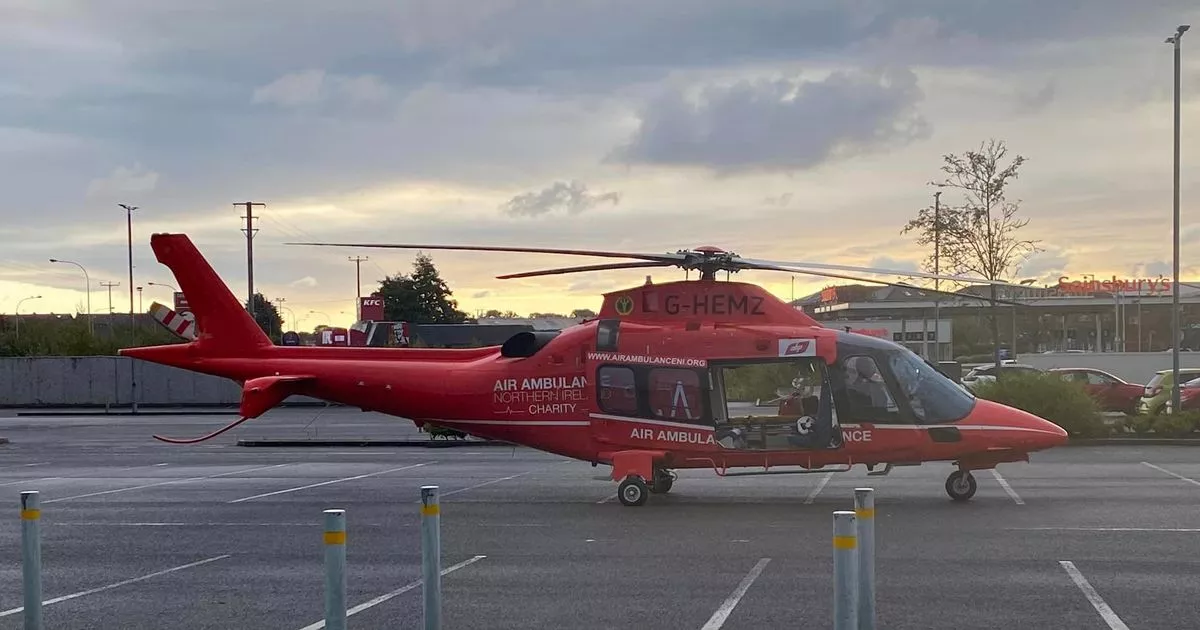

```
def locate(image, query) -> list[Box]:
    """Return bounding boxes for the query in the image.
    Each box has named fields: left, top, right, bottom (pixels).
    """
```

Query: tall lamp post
left=147, top=281, right=177, bottom=292
left=48, top=258, right=92, bottom=335
left=14, top=295, right=42, bottom=339
left=1167, top=24, right=1189, bottom=413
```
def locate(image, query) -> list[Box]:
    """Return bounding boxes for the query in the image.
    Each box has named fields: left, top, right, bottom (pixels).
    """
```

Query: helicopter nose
left=973, top=399, right=1069, bottom=451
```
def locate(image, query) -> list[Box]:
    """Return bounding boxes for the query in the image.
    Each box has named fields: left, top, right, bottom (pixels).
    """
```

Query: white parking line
left=1142, top=461, right=1200, bottom=487
left=990, top=469, right=1025, bottom=505
left=54, top=521, right=317, bottom=527
left=229, top=463, right=430, bottom=503
left=296, top=555, right=486, bottom=630
left=804, top=473, right=833, bottom=504
left=700, top=558, right=771, bottom=630
left=1012, top=527, right=1200, bottom=533
left=0, top=555, right=230, bottom=618
left=0, top=476, right=61, bottom=488
left=45, top=463, right=292, bottom=504
left=1059, top=561, right=1129, bottom=630
left=0, top=462, right=48, bottom=470
left=442, top=472, right=532, bottom=498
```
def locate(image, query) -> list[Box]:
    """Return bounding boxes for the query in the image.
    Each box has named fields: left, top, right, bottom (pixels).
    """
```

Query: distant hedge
left=973, top=371, right=1198, bottom=438
left=972, top=371, right=1106, bottom=437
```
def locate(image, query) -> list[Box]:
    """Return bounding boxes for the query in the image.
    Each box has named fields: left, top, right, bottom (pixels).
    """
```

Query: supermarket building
left=790, top=275, right=1200, bottom=360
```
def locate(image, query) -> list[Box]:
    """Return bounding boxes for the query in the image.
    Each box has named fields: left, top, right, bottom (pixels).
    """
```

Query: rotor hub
left=674, top=247, right=740, bottom=280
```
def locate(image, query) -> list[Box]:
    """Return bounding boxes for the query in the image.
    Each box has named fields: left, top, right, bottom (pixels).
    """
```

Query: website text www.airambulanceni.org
left=585, top=352, right=708, bottom=367
left=493, top=376, right=588, bottom=415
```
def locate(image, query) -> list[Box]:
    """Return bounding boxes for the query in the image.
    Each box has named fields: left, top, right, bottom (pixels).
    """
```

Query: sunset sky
left=3, top=1, right=1199, bottom=331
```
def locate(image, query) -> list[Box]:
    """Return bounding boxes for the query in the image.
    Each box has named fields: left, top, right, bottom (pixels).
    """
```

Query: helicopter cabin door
left=710, top=357, right=842, bottom=452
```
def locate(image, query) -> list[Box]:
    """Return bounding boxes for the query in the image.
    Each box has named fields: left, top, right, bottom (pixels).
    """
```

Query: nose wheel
left=945, top=470, right=977, bottom=501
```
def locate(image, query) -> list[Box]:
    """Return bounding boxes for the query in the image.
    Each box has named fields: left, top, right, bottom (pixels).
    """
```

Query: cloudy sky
left=3, top=1, right=1199, bottom=329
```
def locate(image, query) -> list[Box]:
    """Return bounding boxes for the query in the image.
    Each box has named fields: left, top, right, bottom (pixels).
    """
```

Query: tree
left=901, top=139, right=1042, bottom=366
left=482, top=309, right=522, bottom=319
left=246, top=293, right=285, bottom=340
left=570, top=308, right=596, bottom=319
left=377, top=253, right=469, bottom=323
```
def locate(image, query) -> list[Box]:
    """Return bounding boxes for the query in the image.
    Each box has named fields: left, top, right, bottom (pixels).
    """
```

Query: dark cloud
left=500, top=181, right=621, bottom=217
left=609, top=67, right=931, bottom=173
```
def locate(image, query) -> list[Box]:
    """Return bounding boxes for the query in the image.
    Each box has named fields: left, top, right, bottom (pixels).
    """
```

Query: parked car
left=1162, top=377, right=1200, bottom=413
left=961, top=362, right=1041, bottom=391
left=1137, top=368, right=1200, bottom=415
left=1049, top=367, right=1144, bottom=414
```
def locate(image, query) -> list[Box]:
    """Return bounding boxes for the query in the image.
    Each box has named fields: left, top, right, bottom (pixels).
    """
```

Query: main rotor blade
left=741, top=261, right=1029, bottom=307
left=286, top=242, right=685, bottom=264
left=497, top=261, right=672, bottom=279
left=738, top=256, right=1028, bottom=289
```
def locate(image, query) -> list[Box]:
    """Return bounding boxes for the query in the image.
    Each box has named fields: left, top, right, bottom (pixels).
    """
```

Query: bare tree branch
left=900, top=139, right=1043, bottom=364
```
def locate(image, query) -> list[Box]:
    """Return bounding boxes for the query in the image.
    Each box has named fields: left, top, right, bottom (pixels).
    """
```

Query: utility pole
left=100, top=281, right=120, bottom=314
left=118, top=203, right=139, bottom=415
left=932, top=190, right=942, bottom=361
left=118, top=204, right=137, bottom=335
left=236, top=202, right=266, bottom=317
left=1167, top=24, right=1189, bottom=413
left=274, top=297, right=287, bottom=341
left=349, top=256, right=368, bottom=319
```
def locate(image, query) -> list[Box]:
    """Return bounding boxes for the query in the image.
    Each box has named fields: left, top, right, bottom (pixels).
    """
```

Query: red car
left=1051, top=368, right=1144, bottom=414
left=1165, top=377, right=1200, bottom=413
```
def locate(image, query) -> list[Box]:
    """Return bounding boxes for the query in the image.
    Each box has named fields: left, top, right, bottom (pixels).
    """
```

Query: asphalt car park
left=0, top=407, right=1197, bottom=629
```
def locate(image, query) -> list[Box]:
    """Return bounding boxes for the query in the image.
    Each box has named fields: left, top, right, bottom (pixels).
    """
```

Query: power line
left=235, top=202, right=266, bottom=317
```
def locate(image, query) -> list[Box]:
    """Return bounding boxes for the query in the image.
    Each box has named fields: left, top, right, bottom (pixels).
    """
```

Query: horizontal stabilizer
left=241, top=375, right=317, bottom=419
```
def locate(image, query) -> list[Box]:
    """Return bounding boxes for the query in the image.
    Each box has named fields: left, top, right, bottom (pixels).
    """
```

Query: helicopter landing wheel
left=617, top=475, right=649, bottom=506
left=650, top=468, right=675, bottom=494
left=945, top=470, right=977, bottom=501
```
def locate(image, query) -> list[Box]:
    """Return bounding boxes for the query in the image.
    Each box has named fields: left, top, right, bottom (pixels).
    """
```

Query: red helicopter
left=120, top=234, right=1069, bottom=507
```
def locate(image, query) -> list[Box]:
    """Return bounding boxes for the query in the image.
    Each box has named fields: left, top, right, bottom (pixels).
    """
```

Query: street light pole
left=14, top=295, right=42, bottom=339
left=48, top=258, right=92, bottom=335
left=1167, top=24, right=1189, bottom=413
left=147, top=281, right=177, bottom=292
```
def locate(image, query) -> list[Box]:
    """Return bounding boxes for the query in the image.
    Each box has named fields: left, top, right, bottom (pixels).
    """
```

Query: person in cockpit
left=845, top=356, right=890, bottom=410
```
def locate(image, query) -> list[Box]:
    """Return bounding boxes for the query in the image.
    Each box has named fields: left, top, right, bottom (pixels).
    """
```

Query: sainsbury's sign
left=1057, top=276, right=1171, bottom=295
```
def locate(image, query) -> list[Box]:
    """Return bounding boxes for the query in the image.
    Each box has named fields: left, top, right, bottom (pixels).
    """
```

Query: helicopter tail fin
left=127, top=233, right=273, bottom=356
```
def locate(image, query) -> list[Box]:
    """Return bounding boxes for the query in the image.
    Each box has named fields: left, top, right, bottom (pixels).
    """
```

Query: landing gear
left=945, top=469, right=977, bottom=501
left=650, top=468, right=676, bottom=494
left=618, top=475, right=649, bottom=506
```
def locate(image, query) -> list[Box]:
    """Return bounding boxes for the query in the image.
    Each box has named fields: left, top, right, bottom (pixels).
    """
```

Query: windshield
left=833, top=331, right=976, bottom=425
left=885, top=347, right=977, bottom=424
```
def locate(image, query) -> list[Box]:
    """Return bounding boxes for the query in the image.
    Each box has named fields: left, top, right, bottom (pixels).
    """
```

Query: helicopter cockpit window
left=884, top=347, right=976, bottom=425
left=839, top=355, right=901, bottom=423
left=597, top=366, right=637, bottom=415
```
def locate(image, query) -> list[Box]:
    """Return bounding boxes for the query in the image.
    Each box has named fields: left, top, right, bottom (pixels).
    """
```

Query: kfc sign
left=359, top=296, right=385, bottom=321
left=778, top=338, right=817, bottom=357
